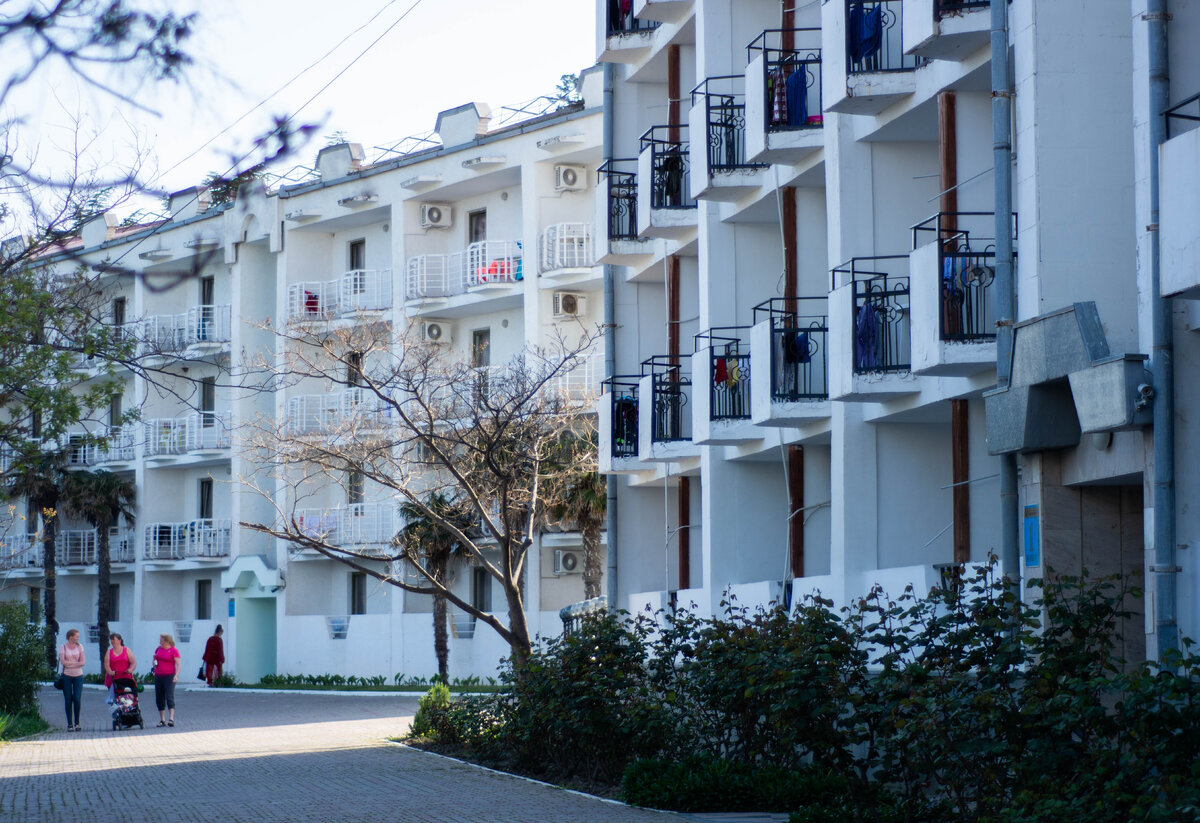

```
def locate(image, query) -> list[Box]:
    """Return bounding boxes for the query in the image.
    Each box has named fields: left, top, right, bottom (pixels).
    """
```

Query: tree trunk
left=431, top=554, right=449, bottom=682
left=41, top=504, right=59, bottom=671
left=582, top=519, right=603, bottom=601
left=96, top=512, right=112, bottom=664
left=502, top=544, right=532, bottom=667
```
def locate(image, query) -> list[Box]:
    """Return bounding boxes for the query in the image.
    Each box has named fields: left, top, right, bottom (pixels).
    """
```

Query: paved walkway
left=1, top=686, right=727, bottom=823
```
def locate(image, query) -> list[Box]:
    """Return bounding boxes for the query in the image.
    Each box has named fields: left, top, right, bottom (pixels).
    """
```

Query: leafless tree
left=239, top=318, right=602, bottom=663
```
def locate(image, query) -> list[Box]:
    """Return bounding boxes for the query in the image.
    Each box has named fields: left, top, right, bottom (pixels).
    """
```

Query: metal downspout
left=603, top=61, right=620, bottom=611
left=991, top=0, right=1019, bottom=591
left=1147, top=0, right=1178, bottom=660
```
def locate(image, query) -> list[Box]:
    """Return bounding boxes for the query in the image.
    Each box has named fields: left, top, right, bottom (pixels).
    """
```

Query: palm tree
left=398, top=493, right=475, bottom=682
left=4, top=450, right=66, bottom=669
left=549, top=469, right=607, bottom=600
left=62, top=469, right=135, bottom=663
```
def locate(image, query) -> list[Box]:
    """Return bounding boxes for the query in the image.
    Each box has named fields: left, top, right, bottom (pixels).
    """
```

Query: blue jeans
left=62, top=675, right=83, bottom=726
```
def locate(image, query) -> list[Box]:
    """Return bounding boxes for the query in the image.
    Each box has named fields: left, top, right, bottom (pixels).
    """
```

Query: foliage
left=0, top=711, right=50, bottom=741
left=411, top=683, right=452, bottom=737
left=623, top=757, right=848, bottom=814
left=0, top=603, right=48, bottom=715
left=212, top=673, right=238, bottom=688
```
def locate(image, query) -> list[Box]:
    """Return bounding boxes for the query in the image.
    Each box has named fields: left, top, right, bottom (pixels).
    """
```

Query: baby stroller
left=111, top=676, right=144, bottom=730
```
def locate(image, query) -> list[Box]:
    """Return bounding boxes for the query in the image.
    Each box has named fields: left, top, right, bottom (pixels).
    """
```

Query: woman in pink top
left=103, top=633, right=137, bottom=704
left=58, top=629, right=86, bottom=732
left=152, top=633, right=182, bottom=727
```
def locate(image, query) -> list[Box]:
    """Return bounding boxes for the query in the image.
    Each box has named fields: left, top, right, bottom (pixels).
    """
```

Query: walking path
left=1, top=687, right=783, bottom=823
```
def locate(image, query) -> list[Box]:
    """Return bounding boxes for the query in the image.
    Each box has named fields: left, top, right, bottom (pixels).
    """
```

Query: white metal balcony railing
left=139, top=305, right=231, bottom=353
left=144, top=412, right=231, bottom=457
left=287, top=269, right=393, bottom=321
left=0, top=534, right=39, bottom=569
left=406, top=255, right=454, bottom=300
left=66, top=426, right=138, bottom=467
left=539, top=223, right=593, bottom=272
left=466, top=240, right=523, bottom=288
left=285, top=388, right=393, bottom=435
left=143, top=519, right=231, bottom=561
left=294, top=502, right=401, bottom=555
left=551, top=351, right=605, bottom=404
left=56, top=528, right=133, bottom=565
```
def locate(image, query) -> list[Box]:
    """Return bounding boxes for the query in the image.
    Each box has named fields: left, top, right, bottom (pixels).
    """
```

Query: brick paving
left=1, top=686, right=698, bottom=823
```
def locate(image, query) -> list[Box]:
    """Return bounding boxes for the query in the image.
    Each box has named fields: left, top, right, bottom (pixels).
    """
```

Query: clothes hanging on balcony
left=661, top=147, right=685, bottom=205
left=849, top=4, right=884, bottom=68
left=785, top=69, right=808, bottom=128
left=725, top=357, right=741, bottom=387
left=855, top=301, right=881, bottom=370
left=713, top=357, right=727, bottom=384
left=770, top=69, right=788, bottom=125
left=304, top=290, right=320, bottom=314
left=942, top=253, right=966, bottom=337
left=782, top=330, right=811, bottom=365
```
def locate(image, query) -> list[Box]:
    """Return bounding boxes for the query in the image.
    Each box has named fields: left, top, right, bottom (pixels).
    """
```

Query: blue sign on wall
left=1024, top=505, right=1040, bottom=567
left=228, top=598, right=236, bottom=618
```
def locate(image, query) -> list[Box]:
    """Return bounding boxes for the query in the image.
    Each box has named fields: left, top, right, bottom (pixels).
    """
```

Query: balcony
left=1161, top=93, right=1200, bottom=299
left=826, top=0, right=920, bottom=115
left=66, top=426, right=137, bottom=469
left=909, top=212, right=1012, bottom=376
left=638, top=356, right=698, bottom=462
left=56, top=528, right=135, bottom=566
left=292, top=502, right=400, bottom=559
left=829, top=255, right=919, bottom=400
left=144, top=412, right=231, bottom=462
left=688, top=77, right=769, bottom=202
left=143, top=519, right=231, bottom=563
left=286, top=388, right=394, bottom=436
left=633, top=0, right=691, bottom=24
left=404, top=240, right=524, bottom=317
left=538, top=223, right=597, bottom=286
left=595, top=159, right=655, bottom=266
left=549, top=351, right=605, bottom=408
left=905, top=0, right=991, bottom=61
left=286, top=269, right=393, bottom=323
left=139, top=305, right=231, bottom=356
left=637, top=125, right=697, bottom=239
left=598, top=376, right=643, bottom=474
left=599, top=2, right=660, bottom=64
left=745, top=29, right=825, bottom=165
left=692, top=328, right=759, bottom=445
left=750, top=297, right=831, bottom=427
left=0, top=534, right=39, bottom=570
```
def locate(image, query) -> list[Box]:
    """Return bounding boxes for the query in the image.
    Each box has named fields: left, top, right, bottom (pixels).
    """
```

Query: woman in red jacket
left=202, top=625, right=225, bottom=686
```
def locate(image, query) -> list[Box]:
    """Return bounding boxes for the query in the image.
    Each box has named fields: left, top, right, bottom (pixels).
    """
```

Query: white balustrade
left=143, top=519, right=231, bottom=560
left=406, top=255, right=454, bottom=299
left=293, top=502, right=400, bottom=556
left=339, top=268, right=392, bottom=312
left=466, top=240, right=523, bottom=287
left=539, top=223, right=593, bottom=272
left=144, top=412, right=230, bottom=456
left=0, top=534, right=40, bottom=569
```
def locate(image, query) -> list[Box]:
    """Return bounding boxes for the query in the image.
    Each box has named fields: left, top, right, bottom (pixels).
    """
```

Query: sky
left=10, top=0, right=596, bottom=217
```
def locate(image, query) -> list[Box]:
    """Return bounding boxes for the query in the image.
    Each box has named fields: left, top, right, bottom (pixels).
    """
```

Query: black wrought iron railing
left=639, top=125, right=694, bottom=209
left=1166, top=92, right=1200, bottom=139
left=845, top=0, right=921, bottom=74
left=690, top=77, right=768, bottom=172
left=602, top=376, right=640, bottom=458
left=832, top=256, right=911, bottom=374
left=752, top=297, right=829, bottom=401
left=606, top=2, right=659, bottom=36
left=934, top=0, right=989, bottom=20
left=911, top=212, right=1015, bottom=343
left=747, top=29, right=824, bottom=133
left=641, top=356, right=691, bottom=442
left=694, top=328, right=752, bottom=420
left=598, top=159, right=640, bottom=240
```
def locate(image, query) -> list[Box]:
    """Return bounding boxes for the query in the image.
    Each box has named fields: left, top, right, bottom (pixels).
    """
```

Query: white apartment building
left=1, top=82, right=609, bottom=681
left=595, top=0, right=1200, bottom=664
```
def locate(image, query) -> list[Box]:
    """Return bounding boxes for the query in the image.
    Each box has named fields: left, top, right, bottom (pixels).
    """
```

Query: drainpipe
left=1146, top=0, right=1178, bottom=660
left=990, top=0, right=1019, bottom=590
left=603, top=61, right=621, bottom=612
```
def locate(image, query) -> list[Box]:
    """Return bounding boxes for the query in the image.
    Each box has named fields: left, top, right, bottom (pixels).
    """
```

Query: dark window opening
left=350, top=572, right=367, bottom=615
left=199, top=479, right=214, bottom=520
left=196, top=579, right=212, bottom=620
left=468, top=210, right=487, bottom=244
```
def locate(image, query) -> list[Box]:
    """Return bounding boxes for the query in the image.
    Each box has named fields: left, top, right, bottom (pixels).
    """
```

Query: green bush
left=0, top=602, right=47, bottom=714
left=0, top=710, right=50, bottom=740
left=623, top=756, right=849, bottom=813
left=411, top=682, right=452, bottom=737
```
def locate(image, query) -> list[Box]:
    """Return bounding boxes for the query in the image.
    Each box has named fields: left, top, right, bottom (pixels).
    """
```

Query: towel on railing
left=855, top=301, right=881, bottom=370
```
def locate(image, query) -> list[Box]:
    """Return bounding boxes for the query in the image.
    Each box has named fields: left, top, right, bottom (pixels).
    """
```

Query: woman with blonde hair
left=58, top=629, right=86, bottom=731
left=151, top=633, right=182, bottom=727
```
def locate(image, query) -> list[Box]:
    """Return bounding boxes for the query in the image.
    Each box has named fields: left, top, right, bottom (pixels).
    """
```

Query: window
left=350, top=572, right=367, bottom=615
left=200, top=377, right=216, bottom=415
left=200, top=275, right=215, bottom=306
left=346, top=351, right=364, bottom=386
left=468, top=209, right=487, bottom=244
left=109, top=393, right=123, bottom=428
left=109, top=584, right=120, bottom=621
left=470, top=567, right=491, bottom=613
left=112, top=297, right=127, bottom=334
left=196, top=580, right=212, bottom=620
left=349, top=239, right=366, bottom=271
left=470, top=329, right=491, bottom=368
left=199, top=479, right=214, bottom=520
left=347, top=471, right=364, bottom=506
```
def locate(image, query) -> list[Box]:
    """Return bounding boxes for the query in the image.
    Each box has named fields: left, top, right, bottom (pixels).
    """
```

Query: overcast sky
left=13, top=0, right=595, bottom=214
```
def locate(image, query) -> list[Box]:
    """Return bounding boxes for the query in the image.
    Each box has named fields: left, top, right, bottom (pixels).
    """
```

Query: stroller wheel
left=138, top=721, right=144, bottom=729
left=112, top=720, right=118, bottom=731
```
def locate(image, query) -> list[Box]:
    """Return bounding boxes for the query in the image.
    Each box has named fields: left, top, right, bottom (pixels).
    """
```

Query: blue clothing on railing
left=849, top=3, right=884, bottom=66
left=855, top=301, right=881, bottom=370
left=785, top=69, right=808, bottom=128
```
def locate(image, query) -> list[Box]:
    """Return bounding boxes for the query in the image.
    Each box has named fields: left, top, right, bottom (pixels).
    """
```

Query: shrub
left=0, top=710, right=50, bottom=740
left=623, top=756, right=850, bottom=813
left=0, top=602, right=47, bottom=714
left=411, top=682, right=452, bottom=737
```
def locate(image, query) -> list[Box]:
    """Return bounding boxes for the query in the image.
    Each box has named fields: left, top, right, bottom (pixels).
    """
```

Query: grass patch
left=0, top=712, right=49, bottom=741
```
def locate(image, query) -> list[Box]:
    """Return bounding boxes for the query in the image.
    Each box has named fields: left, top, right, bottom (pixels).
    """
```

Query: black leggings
left=154, top=675, right=176, bottom=711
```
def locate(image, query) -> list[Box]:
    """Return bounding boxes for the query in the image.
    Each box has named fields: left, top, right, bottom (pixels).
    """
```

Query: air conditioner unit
left=421, top=321, right=451, bottom=344
left=553, top=549, right=582, bottom=575
left=420, top=203, right=452, bottom=229
left=553, top=291, right=588, bottom=318
left=554, top=165, right=586, bottom=192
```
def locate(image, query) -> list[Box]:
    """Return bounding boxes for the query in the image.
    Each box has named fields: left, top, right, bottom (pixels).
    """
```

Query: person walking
left=152, top=633, right=181, bottom=727
left=201, top=625, right=224, bottom=686
left=103, top=633, right=137, bottom=704
left=58, top=629, right=86, bottom=732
